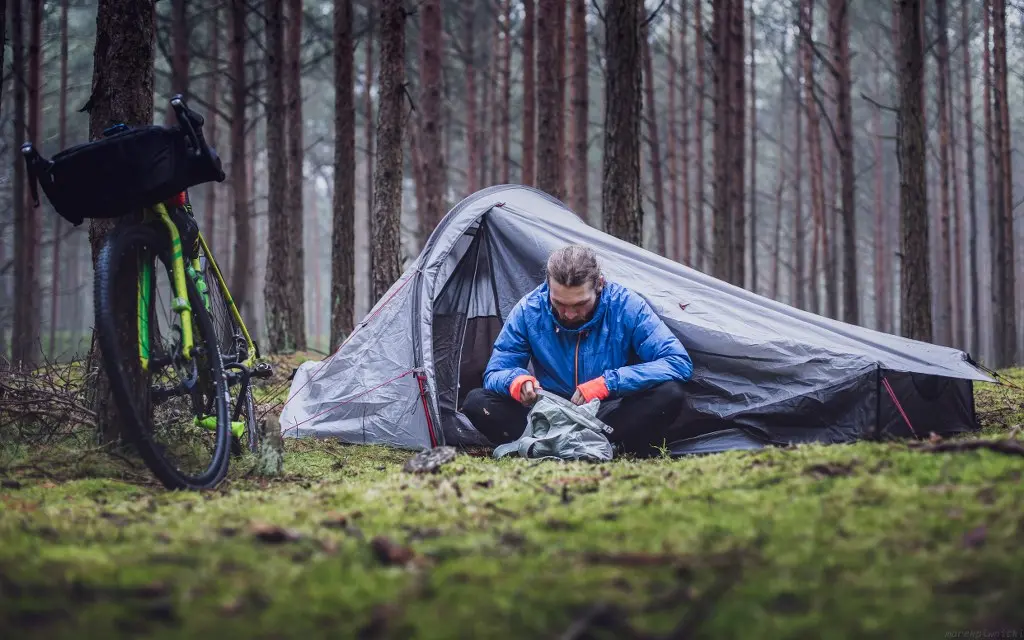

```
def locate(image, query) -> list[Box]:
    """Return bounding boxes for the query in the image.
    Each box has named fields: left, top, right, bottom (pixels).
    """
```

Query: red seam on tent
left=416, top=372, right=439, bottom=448
left=282, top=273, right=419, bottom=410
left=285, top=369, right=416, bottom=431
left=881, top=376, right=917, bottom=438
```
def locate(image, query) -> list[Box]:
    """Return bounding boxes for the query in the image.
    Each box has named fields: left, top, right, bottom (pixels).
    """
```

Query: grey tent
left=279, top=185, right=992, bottom=454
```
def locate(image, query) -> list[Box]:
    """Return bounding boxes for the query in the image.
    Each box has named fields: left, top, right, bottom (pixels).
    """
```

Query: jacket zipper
left=574, top=333, right=582, bottom=387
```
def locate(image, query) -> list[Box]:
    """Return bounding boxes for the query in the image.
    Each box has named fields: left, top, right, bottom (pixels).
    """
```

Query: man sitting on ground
left=461, top=244, right=693, bottom=456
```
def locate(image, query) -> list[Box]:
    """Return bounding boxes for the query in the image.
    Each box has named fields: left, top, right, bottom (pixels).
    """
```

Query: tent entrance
left=431, top=220, right=505, bottom=446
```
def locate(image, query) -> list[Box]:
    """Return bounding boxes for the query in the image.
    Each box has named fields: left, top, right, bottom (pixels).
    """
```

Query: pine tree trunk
left=169, top=0, right=188, bottom=122
left=264, top=0, right=297, bottom=352
left=898, top=0, right=931, bottom=342
left=488, top=15, right=501, bottom=187
left=463, top=0, right=478, bottom=193
left=831, top=0, right=856, bottom=324
left=992, top=0, right=1016, bottom=366
left=693, top=0, right=706, bottom=270
left=25, top=0, right=41, bottom=363
left=947, top=10, right=964, bottom=350
left=872, top=56, right=887, bottom=332
left=522, top=0, right=536, bottom=186
left=501, top=0, right=512, bottom=184
left=791, top=0, right=805, bottom=310
left=204, top=7, right=220, bottom=259
left=10, top=0, right=24, bottom=365
left=372, top=0, right=405, bottom=301
left=802, top=0, right=824, bottom=314
left=418, top=0, right=446, bottom=239
left=601, top=0, right=642, bottom=245
left=229, top=0, right=252, bottom=328
left=286, top=0, right=307, bottom=350
left=364, top=0, right=375, bottom=315
left=555, top=0, right=567, bottom=198
left=961, top=0, right=979, bottom=356
left=49, top=0, right=71, bottom=358
left=331, top=0, right=355, bottom=347
left=728, top=0, right=745, bottom=287
left=933, top=0, right=952, bottom=346
left=679, top=0, right=692, bottom=264
left=748, top=3, right=756, bottom=293
left=536, top=0, right=562, bottom=199
left=569, top=0, right=587, bottom=219
left=983, top=0, right=995, bottom=360
left=666, top=0, right=678, bottom=259
left=772, top=60, right=786, bottom=301
left=641, top=23, right=666, bottom=257
left=712, top=0, right=731, bottom=281
left=86, top=0, right=156, bottom=443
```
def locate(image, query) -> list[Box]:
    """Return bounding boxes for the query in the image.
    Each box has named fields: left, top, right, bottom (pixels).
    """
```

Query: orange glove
left=509, top=375, right=539, bottom=403
left=575, top=377, right=609, bottom=403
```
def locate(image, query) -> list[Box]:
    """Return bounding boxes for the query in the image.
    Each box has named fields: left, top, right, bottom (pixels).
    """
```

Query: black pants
left=461, top=381, right=687, bottom=457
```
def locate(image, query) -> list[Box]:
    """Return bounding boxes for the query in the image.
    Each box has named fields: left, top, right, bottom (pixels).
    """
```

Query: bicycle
left=21, top=94, right=273, bottom=490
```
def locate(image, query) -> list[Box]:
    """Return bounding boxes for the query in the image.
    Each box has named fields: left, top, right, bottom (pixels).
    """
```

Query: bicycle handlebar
left=169, top=94, right=224, bottom=180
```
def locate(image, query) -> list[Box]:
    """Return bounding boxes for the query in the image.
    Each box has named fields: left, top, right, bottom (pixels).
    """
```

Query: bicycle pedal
left=252, top=362, right=274, bottom=379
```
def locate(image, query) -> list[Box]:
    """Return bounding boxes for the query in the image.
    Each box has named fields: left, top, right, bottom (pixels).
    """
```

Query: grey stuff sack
left=492, top=390, right=615, bottom=462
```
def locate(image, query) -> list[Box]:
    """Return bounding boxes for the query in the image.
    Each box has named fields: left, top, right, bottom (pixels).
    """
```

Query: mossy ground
left=1, top=359, right=1023, bottom=639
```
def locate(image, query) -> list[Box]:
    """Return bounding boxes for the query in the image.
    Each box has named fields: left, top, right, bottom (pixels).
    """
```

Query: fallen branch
left=909, top=439, right=1024, bottom=456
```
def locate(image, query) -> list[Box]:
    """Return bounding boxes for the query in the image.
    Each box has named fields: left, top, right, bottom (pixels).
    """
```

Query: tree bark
left=463, top=0, right=478, bottom=193
left=555, top=0, right=567, bottom=198
left=536, top=0, right=562, bottom=199
left=641, top=22, right=666, bottom=257
left=24, top=0, right=42, bottom=363
left=991, top=0, right=1016, bottom=366
left=286, top=0, right=307, bottom=350
left=331, top=0, right=355, bottom=347
left=728, top=0, right=745, bottom=287
left=522, top=0, right=536, bottom=186
left=86, top=0, right=156, bottom=442
left=666, top=0, right=678, bottom=259
left=372, top=0, right=405, bottom=301
left=601, top=0, right=642, bottom=245
left=679, top=0, right=692, bottom=264
left=364, top=0, right=375, bottom=315
left=229, top=0, right=252, bottom=329
left=748, top=3, right=756, bottom=292
left=801, top=0, right=824, bottom=313
left=932, top=0, right=952, bottom=346
left=830, top=0, right=857, bottom=324
left=872, top=55, right=887, bottom=332
left=49, top=0, right=71, bottom=358
left=10, top=0, right=27, bottom=366
left=712, top=0, right=730, bottom=281
left=501, top=0, right=512, bottom=184
left=569, top=0, right=587, bottom=218
left=417, top=0, right=446, bottom=240
left=791, top=0, right=805, bottom=310
left=771, top=42, right=787, bottom=301
left=983, top=0, right=995, bottom=359
left=947, top=3, right=964, bottom=350
left=961, top=0, right=979, bottom=356
left=694, top=0, right=706, bottom=269
left=264, top=0, right=298, bottom=352
left=204, top=6, right=220, bottom=259
left=897, top=0, right=931, bottom=341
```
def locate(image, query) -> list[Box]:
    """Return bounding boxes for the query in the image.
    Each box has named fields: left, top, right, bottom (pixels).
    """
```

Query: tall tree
left=372, top=0, right=405, bottom=300
left=934, top=0, right=953, bottom=345
left=286, top=0, right=307, bottom=350
left=86, top=0, right=156, bottom=442
left=666, top=0, right=679, bottom=259
left=727, top=0, right=745, bottom=286
left=991, top=0, right=1016, bottom=365
left=169, top=0, right=188, bottom=120
left=791, top=1, right=805, bottom=310
left=554, top=0, right=567, bottom=198
left=229, top=0, right=252, bottom=327
left=983, top=0, right=995, bottom=358
left=264, top=0, right=298, bottom=352
left=641, top=21, right=666, bottom=256
left=20, top=0, right=42, bottom=364
left=364, top=0, right=375, bottom=263
left=693, top=0, right=706, bottom=269
left=331, top=0, right=355, bottom=346
left=801, top=0, right=825, bottom=313
left=568, top=0, right=587, bottom=218
left=897, top=0, right=931, bottom=341
left=601, top=0, right=642, bottom=244
left=204, top=6, right=220, bottom=258
left=831, top=0, right=857, bottom=324
left=960, top=0, right=979, bottom=355
left=748, top=3, right=757, bottom=292
left=49, top=0, right=71, bottom=358
left=536, top=0, right=562, bottom=199
left=872, top=55, right=888, bottom=332
left=501, top=0, right=512, bottom=183
left=679, top=0, right=692, bottom=264
left=10, top=0, right=26, bottom=365
left=463, top=0, right=479, bottom=193
left=522, top=0, right=536, bottom=186
left=418, top=0, right=446, bottom=239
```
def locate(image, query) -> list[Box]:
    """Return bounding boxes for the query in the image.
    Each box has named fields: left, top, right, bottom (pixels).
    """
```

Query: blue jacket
left=483, top=282, right=694, bottom=399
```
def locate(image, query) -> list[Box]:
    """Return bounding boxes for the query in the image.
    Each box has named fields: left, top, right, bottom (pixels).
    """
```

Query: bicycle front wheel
left=94, top=224, right=231, bottom=490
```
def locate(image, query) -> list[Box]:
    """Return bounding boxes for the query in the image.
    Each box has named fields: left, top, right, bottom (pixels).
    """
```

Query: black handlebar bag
left=24, top=124, right=225, bottom=226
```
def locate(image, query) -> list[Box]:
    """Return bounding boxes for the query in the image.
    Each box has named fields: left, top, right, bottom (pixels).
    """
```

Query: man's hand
left=570, top=388, right=585, bottom=405
left=520, top=380, right=540, bottom=407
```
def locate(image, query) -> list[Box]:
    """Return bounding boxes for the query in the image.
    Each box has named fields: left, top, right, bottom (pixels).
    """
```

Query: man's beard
left=556, top=310, right=592, bottom=329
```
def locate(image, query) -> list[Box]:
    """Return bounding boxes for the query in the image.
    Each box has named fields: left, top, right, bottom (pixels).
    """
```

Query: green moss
left=1, top=372, right=1023, bottom=638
